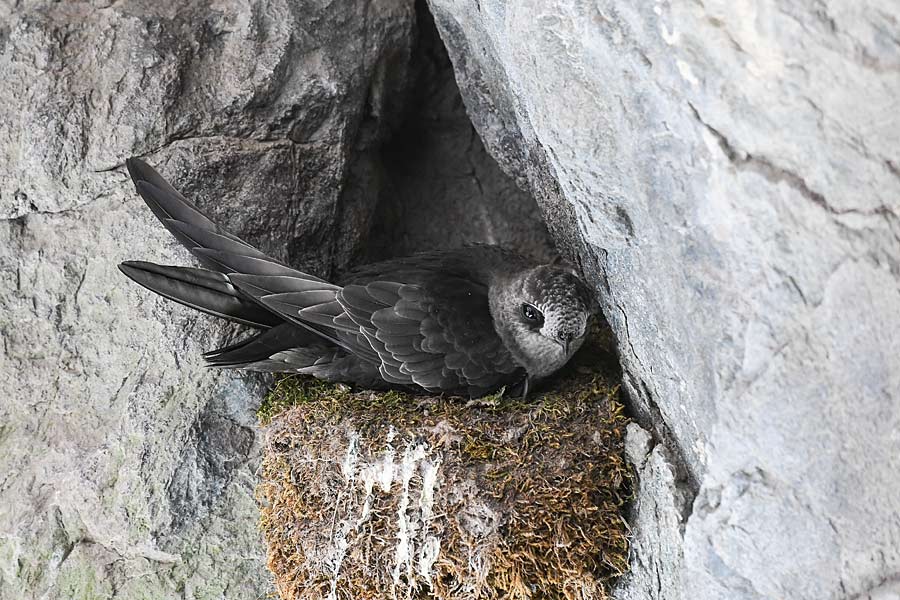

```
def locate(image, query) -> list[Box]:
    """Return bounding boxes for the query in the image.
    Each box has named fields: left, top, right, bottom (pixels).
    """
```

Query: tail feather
left=193, top=248, right=328, bottom=282
left=133, top=179, right=239, bottom=247
left=121, top=158, right=378, bottom=369
left=204, top=326, right=385, bottom=385
left=163, top=219, right=270, bottom=262
left=118, top=261, right=281, bottom=328
left=126, top=158, right=325, bottom=281
left=204, top=323, right=331, bottom=368
left=125, top=159, right=197, bottom=211
left=226, top=272, right=362, bottom=356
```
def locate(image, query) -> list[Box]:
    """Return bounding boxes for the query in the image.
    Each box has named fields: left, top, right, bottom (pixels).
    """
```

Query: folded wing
left=120, top=158, right=523, bottom=395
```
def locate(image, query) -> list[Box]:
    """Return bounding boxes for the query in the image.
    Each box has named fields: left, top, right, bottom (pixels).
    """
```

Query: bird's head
left=490, top=263, right=595, bottom=379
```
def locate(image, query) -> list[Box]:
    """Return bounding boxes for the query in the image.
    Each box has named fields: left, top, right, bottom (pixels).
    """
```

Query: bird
left=118, top=158, right=595, bottom=398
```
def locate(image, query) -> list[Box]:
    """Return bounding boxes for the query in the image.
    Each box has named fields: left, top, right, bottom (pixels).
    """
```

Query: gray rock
left=6, top=0, right=898, bottom=596
left=426, top=0, right=900, bottom=598
left=0, top=0, right=553, bottom=597
left=0, top=0, right=417, bottom=597
left=359, top=1, right=554, bottom=263
left=617, top=423, right=687, bottom=600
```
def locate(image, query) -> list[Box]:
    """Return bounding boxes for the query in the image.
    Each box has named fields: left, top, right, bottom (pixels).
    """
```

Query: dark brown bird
left=119, top=158, right=594, bottom=397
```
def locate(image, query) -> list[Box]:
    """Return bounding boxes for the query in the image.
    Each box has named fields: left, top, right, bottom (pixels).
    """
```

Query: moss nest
left=257, top=326, right=632, bottom=599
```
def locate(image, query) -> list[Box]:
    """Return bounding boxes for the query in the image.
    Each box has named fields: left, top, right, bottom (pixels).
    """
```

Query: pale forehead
left=526, top=267, right=590, bottom=308
left=536, top=300, right=587, bottom=332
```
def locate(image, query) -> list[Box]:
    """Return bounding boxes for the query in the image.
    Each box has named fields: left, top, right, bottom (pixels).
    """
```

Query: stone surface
left=360, top=2, right=554, bottom=263
left=616, top=424, right=687, bottom=600
left=426, top=0, right=900, bottom=598
left=0, top=0, right=553, bottom=597
left=0, top=1, right=419, bottom=598
left=5, top=0, right=900, bottom=597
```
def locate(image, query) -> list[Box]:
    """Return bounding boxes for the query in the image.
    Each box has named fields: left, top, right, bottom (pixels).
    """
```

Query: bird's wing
left=337, top=273, right=523, bottom=395
left=225, top=272, right=381, bottom=364
left=119, top=261, right=282, bottom=328
left=203, top=323, right=331, bottom=368
left=123, top=159, right=523, bottom=393
left=203, top=323, right=383, bottom=385
left=229, top=258, right=524, bottom=394
left=122, top=159, right=345, bottom=341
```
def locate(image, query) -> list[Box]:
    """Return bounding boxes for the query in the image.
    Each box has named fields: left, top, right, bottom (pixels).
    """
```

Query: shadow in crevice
left=352, top=1, right=554, bottom=266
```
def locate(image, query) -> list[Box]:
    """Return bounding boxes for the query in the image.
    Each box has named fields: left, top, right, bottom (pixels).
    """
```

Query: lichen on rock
left=257, top=328, right=631, bottom=599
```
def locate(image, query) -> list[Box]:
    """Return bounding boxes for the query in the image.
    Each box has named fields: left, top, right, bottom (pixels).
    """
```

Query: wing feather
left=334, top=273, right=522, bottom=395
left=123, top=160, right=525, bottom=395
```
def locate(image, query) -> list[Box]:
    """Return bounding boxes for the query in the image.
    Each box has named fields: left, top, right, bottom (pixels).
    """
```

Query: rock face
left=0, top=1, right=416, bottom=597
left=361, top=2, right=554, bottom=263
left=426, top=1, right=900, bottom=598
left=4, top=0, right=898, bottom=597
left=0, top=0, right=554, bottom=597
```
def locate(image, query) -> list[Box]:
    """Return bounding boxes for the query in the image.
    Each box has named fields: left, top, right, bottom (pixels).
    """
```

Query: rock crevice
left=424, top=1, right=900, bottom=598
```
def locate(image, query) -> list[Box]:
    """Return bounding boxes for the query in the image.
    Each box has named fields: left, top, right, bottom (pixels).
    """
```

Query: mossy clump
left=257, top=326, right=632, bottom=600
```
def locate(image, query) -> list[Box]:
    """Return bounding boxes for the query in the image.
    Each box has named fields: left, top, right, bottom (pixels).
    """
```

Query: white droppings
left=419, top=458, right=440, bottom=525
left=322, top=431, right=446, bottom=595
left=418, top=536, right=441, bottom=581
left=356, top=472, right=376, bottom=526
left=341, top=431, right=359, bottom=482
left=392, top=443, right=428, bottom=587
left=417, top=457, right=442, bottom=582
left=379, top=427, right=397, bottom=492
left=326, top=520, right=351, bottom=600
left=325, top=433, right=362, bottom=600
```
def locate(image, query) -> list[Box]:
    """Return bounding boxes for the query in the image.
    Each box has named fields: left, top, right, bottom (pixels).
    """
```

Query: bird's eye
left=521, top=303, right=543, bottom=324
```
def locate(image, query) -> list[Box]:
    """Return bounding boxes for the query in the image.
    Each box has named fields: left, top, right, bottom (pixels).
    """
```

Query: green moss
left=257, top=377, right=352, bottom=426
left=54, top=558, right=113, bottom=600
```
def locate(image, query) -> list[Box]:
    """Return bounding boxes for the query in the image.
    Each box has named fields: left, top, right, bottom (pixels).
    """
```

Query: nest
left=257, top=327, right=632, bottom=599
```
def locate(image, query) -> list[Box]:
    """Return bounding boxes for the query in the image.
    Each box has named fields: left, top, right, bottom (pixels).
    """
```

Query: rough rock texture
left=0, top=0, right=555, bottom=597
left=612, top=424, right=687, bottom=600
left=426, top=1, right=900, bottom=598
left=6, top=0, right=899, bottom=597
left=0, top=1, right=419, bottom=598
left=363, top=3, right=553, bottom=263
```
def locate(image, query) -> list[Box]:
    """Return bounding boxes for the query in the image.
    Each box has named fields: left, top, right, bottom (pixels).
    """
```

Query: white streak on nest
left=327, top=431, right=360, bottom=600
left=326, top=521, right=351, bottom=600
left=325, top=426, right=404, bottom=599
left=392, top=443, right=427, bottom=587
left=341, top=431, right=360, bottom=482
left=354, top=426, right=397, bottom=526
left=326, top=428, right=445, bottom=596
left=391, top=442, right=445, bottom=591
left=357, top=474, right=376, bottom=526
left=419, top=457, right=440, bottom=524
left=417, top=457, right=442, bottom=583
left=380, top=426, right=397, bottom=492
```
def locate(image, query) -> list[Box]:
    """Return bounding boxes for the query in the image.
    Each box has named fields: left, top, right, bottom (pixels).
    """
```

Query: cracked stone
left=0, top=1, right=554, bottom=598
left=426, top=0, right=900, bottom=598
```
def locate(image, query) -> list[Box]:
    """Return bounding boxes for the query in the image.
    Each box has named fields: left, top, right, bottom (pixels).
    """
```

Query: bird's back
left=329, top=246, right=533, bottom=395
